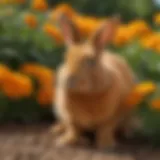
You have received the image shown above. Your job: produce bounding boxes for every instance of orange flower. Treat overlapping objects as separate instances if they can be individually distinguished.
[21,63,55,106]
[140,32,160,52]
[49,4,104,38]
[74,15,101,37]
[21,63,54,88]
[31,0,48,11]
[150,99,160,109]
[124,82,156,108]
[153,13,160,25]
[123,94,144,109]
[49,3,77,21]
[37,87,54,105]
[1,72,33,99]
[24,13,37,28]
[113,25,132,46]
[21,63,55,105]
[133,82,156,95]
[43,23,63,43]
[154,45,160,53]
[128,20,151,38]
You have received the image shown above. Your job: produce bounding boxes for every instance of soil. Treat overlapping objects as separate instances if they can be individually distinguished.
[0,123,160,160]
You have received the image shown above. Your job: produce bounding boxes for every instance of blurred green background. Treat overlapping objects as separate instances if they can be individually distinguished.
[47,0,158,21]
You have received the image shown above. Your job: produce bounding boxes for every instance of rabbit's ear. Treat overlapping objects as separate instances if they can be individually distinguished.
[58,13,81,47]
[90,15,120,54]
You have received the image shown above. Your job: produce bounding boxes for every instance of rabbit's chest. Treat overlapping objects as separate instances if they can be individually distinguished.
[65,92,112,128]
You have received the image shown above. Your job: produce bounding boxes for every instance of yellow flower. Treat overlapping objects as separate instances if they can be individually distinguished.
[31,0,48,12]
[43,23,63,43]
[123,82,156,108]
[150,99,160,109]
[153,13,160,25]
[1,72,33,99]
[24,13,38,28]
[49,3,77,21]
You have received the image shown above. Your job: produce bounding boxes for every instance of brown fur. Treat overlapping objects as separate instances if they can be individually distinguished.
[52,14,136,149]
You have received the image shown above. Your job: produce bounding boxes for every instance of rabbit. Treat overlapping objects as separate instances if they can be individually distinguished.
[51,13,137,149]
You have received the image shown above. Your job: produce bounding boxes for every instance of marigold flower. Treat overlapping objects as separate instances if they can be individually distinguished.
[31,0,48,12]
[21,64,55,106]
[113,20,151,47]
[113,25,132,46]
[123,82,156,108]
[43,23,63,43]
[24,13,37,28]
[150,99,160,109]
[154,45,160,53]
[37,87,53,105]
[133,82,156,95]
[153,13,160,25]
[123,94,144,109]
[128,20,151,38]
[49,3,77,21]
[74,15,101,37]
[140,32,160,52]
[1,72,33,99]
[21,63,54,89]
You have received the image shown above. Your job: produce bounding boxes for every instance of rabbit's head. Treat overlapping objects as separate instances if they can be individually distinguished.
[58,14,120,93]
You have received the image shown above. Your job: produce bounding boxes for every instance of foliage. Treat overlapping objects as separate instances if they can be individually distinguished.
[48,0,158,22]
[0,0,160,144]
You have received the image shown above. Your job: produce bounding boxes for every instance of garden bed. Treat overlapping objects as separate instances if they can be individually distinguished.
[0,123,160,160]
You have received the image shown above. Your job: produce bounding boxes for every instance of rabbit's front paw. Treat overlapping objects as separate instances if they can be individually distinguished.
[55,131,79,147]
[50,123,65,136]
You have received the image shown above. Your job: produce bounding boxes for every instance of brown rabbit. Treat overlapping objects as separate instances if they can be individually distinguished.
[52,14,136,149]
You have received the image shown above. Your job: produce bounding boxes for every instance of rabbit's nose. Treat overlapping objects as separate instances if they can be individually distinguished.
[88,58,96,67]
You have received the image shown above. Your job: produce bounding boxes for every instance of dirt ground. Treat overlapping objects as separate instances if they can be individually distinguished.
[0,123,160,160]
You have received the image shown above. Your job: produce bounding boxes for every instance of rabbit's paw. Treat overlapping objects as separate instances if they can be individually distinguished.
[50,123,65,136]
[55,132,79,147]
